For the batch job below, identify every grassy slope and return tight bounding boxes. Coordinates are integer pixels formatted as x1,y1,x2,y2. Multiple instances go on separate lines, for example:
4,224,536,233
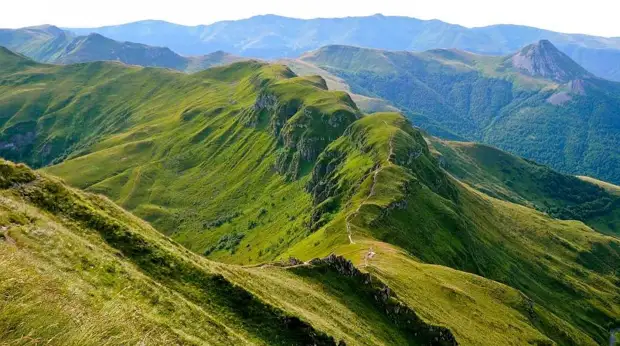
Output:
1,49,618,344
578,176,620,196
0,160,341,345
300,44,620,185
0,158,586,346
3,159,488,345
431,139,620,236
1,159,570,346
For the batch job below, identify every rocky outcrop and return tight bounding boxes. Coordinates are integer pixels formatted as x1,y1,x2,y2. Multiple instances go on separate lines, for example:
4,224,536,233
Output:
308,254,368,279
306,148,373,230
547,92,572,106
278,106,357,162
569,79,586,95
253,92,280,113
301,254,458,345
250,89,358,182
275,148,301,181
307,150,347,204
546,78,587,106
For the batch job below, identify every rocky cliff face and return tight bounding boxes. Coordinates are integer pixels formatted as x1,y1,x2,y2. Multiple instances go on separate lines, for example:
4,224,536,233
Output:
250,81,359,181
509,40,593,83
296,254,458,346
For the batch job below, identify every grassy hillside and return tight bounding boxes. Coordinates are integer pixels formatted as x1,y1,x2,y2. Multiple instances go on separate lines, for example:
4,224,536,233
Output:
431,139,620,236
12,158,528,345
0,48,618,344
0,26,245,72
300,42,620,185
0,159,341,345
0,158,577,346
0,48,361,264
2,156,616,346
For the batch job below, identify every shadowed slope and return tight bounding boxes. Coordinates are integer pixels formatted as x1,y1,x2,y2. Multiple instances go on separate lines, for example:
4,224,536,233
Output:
431,139,620,236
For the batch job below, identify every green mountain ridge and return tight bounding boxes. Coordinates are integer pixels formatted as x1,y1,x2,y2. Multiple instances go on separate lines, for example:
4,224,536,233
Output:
0,26,245,72
298,41,620,185
0,47,618,345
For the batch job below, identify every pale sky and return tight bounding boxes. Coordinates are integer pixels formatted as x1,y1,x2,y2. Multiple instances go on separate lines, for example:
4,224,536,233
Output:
2,0,620,37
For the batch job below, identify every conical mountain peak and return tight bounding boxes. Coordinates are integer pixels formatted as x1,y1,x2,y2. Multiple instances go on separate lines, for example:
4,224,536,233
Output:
510,40,592,82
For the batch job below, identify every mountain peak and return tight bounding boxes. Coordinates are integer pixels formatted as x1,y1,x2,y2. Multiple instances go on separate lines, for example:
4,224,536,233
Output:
509,40,592,82
25,24,66,37
85,32,109,40
77,32,116,47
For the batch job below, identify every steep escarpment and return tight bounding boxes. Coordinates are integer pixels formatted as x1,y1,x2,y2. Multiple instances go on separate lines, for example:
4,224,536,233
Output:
306,112,456,232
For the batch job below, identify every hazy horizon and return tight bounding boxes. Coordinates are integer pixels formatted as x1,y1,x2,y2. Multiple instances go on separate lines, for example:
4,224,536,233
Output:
2,0,620,37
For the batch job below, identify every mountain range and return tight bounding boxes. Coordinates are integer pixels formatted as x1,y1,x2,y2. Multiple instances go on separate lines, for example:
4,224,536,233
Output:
65,14,620,81
294,40,620,185
0,25,244,72
5,22,620,185
0,46,618,345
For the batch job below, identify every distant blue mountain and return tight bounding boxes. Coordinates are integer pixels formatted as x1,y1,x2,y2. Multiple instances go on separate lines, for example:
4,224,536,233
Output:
0,25,245,72
67,14,620,81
